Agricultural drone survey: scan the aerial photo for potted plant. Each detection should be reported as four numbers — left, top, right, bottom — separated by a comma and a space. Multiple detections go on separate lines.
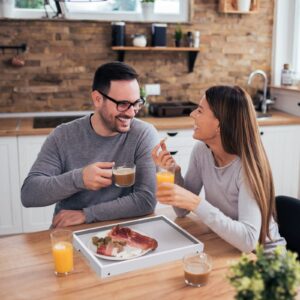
174, 24, 183, 47
141, 0, 155, 21
228, 245, 300, 300
0, 0, 14, 18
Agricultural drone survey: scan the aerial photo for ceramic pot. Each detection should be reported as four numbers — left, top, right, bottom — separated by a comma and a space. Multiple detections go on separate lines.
1, 0, 14, 18
141, 2, 154, 21
132, 35, 147, 47
237, 0, 251, 12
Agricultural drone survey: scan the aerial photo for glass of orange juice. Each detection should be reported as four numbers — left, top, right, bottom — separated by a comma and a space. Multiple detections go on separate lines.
156, 165, 175, 190
50, 229, 74, 276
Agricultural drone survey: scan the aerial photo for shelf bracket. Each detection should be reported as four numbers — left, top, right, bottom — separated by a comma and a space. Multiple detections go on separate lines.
187, 51, 198, 73
0, 43, 27, 54
117, 50, 125, 62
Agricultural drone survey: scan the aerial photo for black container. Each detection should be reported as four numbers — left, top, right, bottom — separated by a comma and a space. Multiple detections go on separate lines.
112, 22, 126, 46
152, 23, 167, 47
148, 102, 198, 117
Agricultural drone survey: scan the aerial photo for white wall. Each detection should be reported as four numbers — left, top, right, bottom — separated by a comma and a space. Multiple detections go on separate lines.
272, 0, 296, 85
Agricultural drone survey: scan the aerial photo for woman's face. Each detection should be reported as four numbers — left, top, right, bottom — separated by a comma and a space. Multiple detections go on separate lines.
190, 96, 220, 142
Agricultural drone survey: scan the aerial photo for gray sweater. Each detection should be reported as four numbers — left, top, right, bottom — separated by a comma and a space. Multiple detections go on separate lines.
174, 141, 286, 253
21, 115, 159, 223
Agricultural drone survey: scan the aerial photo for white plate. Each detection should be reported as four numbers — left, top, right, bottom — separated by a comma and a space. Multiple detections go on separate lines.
88, 229, 153, 261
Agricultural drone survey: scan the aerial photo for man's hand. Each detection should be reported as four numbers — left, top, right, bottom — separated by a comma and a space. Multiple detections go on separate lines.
82, 162, 114, 190
52, 210, 86, 228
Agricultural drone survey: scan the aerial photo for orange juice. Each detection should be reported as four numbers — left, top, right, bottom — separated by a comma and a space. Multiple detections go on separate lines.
156, 171, 175, 185
52, 241, 73, 274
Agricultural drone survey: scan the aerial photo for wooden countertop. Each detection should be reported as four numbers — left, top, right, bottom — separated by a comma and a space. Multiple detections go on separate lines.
0, 110, 300, 137
0, 207, 243, 300
270, 85, 300, 92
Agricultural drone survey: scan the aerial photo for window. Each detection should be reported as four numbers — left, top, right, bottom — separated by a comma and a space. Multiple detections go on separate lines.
1, 0, 190, 22
60, 0, 189, 22
1, 0, 57, 18
15, 0, 44, 9
272, 0, 300, 85
292, 0, 300, 80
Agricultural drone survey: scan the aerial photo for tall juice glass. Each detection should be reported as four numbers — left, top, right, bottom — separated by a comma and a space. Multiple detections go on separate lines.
50, 229, 74, 276
156, 165, 175, 190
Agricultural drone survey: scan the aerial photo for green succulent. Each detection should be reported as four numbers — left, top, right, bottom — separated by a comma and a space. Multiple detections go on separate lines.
141, 0, 155, 3
174, 24, 182, 41
140, 86, 147, 99
228, 245, 300, 300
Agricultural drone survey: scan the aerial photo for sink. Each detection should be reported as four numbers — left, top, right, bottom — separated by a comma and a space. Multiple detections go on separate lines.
33, 115, 85, 128
256, 112, 272, 119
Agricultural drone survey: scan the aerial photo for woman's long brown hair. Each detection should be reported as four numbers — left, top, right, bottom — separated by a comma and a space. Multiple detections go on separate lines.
205, 85, 275, 244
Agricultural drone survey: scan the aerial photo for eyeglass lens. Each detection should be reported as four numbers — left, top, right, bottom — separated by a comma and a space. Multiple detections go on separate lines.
117, 101, 143, 112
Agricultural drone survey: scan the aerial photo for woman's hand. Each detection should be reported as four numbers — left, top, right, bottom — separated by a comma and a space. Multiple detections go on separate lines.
156, 183, 201, 211
151, 140, 180, 172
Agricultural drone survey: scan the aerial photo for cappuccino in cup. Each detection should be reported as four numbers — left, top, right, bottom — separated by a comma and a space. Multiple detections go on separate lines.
113, 163, 136, 187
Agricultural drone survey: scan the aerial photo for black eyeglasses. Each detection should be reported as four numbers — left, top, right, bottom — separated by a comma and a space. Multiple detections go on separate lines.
98, 90, 145, 112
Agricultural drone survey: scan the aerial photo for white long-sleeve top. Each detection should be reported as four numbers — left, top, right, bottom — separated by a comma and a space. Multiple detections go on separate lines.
174, 141, 286, 253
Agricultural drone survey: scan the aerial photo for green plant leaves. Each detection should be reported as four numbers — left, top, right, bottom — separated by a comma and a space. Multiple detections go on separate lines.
228, 245, 300, 300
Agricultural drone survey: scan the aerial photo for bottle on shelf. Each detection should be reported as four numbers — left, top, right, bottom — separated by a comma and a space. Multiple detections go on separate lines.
193, 31, 200, 48
186, 31, 194, 47
281, 63, 293, 86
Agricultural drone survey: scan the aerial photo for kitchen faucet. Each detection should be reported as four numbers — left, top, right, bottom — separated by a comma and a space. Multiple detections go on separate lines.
248, 70, 272, 114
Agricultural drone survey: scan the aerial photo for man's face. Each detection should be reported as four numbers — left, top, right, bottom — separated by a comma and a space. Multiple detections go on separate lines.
94, 79, 140, 136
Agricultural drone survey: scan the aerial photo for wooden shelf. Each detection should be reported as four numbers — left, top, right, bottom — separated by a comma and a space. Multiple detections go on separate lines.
111, 46, 200, 73
219, 0, 259, 14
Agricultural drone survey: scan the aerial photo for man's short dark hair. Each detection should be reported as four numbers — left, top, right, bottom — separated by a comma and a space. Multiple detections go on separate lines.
92, 61, 139, 93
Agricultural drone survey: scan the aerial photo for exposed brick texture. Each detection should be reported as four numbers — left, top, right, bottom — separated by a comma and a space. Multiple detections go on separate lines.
0, 0, 273, 112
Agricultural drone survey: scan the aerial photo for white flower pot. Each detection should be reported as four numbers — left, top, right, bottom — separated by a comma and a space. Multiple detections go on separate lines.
237, 0, 251, 12
141, 3, 154, 21
0, 0, 14, 18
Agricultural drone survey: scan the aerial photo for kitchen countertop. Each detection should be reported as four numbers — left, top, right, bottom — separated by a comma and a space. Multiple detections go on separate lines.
0, 110, 300, 137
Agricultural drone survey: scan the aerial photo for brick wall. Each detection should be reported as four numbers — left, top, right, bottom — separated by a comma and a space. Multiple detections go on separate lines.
0, 0, 274, 112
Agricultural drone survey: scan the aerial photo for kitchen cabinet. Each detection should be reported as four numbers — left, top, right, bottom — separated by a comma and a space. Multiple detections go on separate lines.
0, 137, 23, 235
18, 135, 55, 233
260, 125, 300, 198
158, 129, 196, 177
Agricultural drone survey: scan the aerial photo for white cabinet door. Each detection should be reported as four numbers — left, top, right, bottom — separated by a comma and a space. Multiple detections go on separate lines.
260, 125, 300, 198
18, 135, 55, 233
0, 137, 23, 235
158, 129, 196, 177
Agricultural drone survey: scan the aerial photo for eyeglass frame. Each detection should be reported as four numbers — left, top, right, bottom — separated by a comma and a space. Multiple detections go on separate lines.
97, 90, 145, 112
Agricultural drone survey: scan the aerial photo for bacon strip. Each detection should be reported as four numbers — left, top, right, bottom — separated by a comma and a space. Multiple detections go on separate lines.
97, 242, 115, 256
96, 240, 125, 256
108, 225, 158, 251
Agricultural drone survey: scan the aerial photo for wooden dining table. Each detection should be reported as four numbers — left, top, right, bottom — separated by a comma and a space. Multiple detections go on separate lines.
0, 206, 281, 300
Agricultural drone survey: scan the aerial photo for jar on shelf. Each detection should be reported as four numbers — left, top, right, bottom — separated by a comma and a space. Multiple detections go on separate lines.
281, 64, 293, 86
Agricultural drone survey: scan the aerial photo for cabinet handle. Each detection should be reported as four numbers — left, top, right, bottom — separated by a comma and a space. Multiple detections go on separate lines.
298, 102, 300, 106
260, 131, 264, 135
167, 132, 178, 137
170, 151, 178, 155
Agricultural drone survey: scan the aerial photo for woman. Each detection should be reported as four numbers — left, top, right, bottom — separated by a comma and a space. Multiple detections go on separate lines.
152, 85, 285, 253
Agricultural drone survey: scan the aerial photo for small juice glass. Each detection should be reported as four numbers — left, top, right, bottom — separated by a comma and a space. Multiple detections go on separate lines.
50, 229, 74, 276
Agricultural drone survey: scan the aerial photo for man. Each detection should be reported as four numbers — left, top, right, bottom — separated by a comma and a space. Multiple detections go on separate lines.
21, 61, 158, 228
